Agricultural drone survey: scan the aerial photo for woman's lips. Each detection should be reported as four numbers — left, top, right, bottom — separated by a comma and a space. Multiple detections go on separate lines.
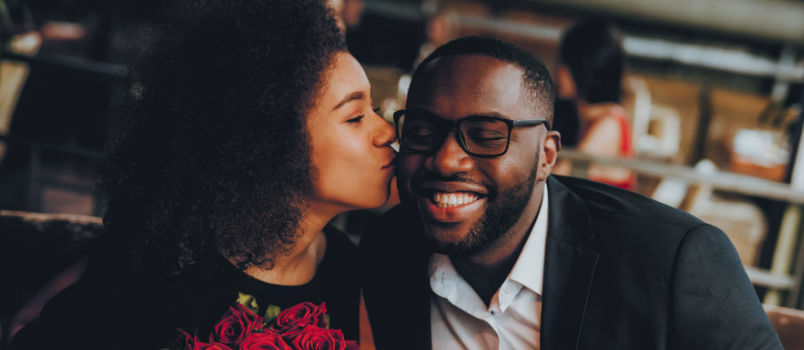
381, 155, 396, 170
382, 163, 395, 176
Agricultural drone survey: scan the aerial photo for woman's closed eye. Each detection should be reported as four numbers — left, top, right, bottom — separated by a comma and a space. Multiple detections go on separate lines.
347, 115, 364, 124
347, 107, 380, 124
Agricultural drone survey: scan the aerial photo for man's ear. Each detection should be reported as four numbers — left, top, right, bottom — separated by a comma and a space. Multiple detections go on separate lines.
537, 130, 561, 181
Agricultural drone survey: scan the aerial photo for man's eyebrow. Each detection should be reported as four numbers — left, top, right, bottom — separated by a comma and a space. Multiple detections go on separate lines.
332, 91, 365, 111
406, 108, 515, 120
468, 111, 514, 120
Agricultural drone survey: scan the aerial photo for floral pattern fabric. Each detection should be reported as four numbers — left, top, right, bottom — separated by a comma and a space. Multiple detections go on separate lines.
176, 293, 358, 350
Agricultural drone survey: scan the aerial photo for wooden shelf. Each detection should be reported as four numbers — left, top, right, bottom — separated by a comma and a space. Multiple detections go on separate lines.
559, 148, 804, 203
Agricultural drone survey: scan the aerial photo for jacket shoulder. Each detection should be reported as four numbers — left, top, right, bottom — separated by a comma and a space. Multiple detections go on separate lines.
552, 175, 703, 232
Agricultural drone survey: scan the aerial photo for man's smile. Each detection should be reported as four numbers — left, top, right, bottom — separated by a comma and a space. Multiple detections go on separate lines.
414, 180, 491, 223
432, 192, 479, 208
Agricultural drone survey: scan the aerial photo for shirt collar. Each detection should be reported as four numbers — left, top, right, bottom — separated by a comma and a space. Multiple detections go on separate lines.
508, 184, 549, 295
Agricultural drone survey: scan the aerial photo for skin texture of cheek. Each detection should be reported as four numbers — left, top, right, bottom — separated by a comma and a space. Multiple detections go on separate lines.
309, 117, 396, 211
316, 147, 384, 209
354, 158, 390, 208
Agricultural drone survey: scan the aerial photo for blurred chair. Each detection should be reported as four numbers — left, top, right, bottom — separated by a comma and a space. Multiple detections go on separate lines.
766, 305, 804, 350
0, 210, 101, 345
626, 77, 681, 160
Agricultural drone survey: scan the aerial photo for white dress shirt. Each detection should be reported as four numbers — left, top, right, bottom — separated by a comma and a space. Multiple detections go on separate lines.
430, 186, 548, 350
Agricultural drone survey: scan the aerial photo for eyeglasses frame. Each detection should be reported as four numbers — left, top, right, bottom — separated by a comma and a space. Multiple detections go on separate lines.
393, 109, 549, 158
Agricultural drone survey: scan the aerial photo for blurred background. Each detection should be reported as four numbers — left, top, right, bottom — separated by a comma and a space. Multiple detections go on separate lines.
1, 0, 804, 346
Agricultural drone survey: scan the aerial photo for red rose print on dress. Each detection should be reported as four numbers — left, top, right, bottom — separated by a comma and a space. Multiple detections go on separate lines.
198, 342, 233, 350
210, 304, 265, 346
273, 302, 328, 335
290, 325, 346, 350
176, 298, 355, 350
238, 332, 293, 350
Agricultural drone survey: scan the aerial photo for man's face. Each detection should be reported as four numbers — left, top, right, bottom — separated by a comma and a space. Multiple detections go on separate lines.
398, 54, 559, 255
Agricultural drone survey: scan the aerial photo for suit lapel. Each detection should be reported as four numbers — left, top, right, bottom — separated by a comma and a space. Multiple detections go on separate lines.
540, 176, 600, 350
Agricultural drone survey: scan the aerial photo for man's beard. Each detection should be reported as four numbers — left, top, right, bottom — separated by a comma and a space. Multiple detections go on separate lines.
426, 165, 539, 256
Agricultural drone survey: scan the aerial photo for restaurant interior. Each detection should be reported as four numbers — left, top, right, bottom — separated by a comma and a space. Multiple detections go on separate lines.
1, 0, 803, 347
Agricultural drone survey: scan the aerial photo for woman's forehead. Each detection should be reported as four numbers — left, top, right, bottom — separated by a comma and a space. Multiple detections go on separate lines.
313, 52, 370, 115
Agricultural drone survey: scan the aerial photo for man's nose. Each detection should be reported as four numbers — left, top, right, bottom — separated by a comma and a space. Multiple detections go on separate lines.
425, 131, 474, 175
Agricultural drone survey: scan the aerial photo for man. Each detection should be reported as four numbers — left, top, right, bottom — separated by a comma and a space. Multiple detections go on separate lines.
360, 36, 781, 349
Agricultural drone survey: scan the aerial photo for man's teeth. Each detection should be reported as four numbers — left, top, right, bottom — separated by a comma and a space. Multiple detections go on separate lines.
433, 192, 479, 208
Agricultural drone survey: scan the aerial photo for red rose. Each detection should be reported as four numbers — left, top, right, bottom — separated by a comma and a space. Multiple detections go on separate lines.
177, 328, 196, 350
272, 302, 327, 334
199, 342, 234, 350
183, 339, 233, 350
290, 325, 346, 350
238, 331, 293, 350
178, 329, 219, 350
210, 304, 264, 346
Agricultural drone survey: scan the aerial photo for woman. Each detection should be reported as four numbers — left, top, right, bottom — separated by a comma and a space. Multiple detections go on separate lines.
10, 0, 393, 348
553, 18, 636, 190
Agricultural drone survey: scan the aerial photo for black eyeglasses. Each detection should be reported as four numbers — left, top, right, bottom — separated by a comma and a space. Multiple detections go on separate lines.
393, 109, 549, 158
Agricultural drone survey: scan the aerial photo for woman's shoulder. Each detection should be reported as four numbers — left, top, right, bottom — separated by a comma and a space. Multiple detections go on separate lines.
577, 102, 629, 156
580, 101, 626, 121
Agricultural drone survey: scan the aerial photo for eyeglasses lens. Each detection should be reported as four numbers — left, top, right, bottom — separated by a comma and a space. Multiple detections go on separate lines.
460, 119, 509, 156
398, 111, 510, 156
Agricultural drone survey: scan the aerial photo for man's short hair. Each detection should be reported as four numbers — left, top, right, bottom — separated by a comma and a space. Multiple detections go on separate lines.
410, 36, 555, 126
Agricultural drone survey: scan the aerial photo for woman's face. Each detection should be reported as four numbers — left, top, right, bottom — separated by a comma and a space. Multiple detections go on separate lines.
307, 52, 396, 213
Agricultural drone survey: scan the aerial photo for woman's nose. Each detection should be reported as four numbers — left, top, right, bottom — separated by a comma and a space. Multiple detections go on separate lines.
372, 111, 397, 147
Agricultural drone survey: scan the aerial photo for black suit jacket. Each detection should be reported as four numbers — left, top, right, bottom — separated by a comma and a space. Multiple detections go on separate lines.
360, 175, 782, 349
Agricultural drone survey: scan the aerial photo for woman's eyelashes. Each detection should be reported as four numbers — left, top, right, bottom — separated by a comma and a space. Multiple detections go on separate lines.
347, 115, 364, 124
346, 107, 380, 124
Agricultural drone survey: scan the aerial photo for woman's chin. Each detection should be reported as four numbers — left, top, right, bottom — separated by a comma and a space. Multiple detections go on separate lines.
355, 192, 398, 212
364, 195, 391, 210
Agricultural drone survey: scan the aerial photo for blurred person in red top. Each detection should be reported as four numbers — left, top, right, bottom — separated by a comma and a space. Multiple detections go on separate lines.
553, 18, 636, 190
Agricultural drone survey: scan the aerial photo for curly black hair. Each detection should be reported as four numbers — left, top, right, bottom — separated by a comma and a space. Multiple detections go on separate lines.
101, 0, 345, 275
